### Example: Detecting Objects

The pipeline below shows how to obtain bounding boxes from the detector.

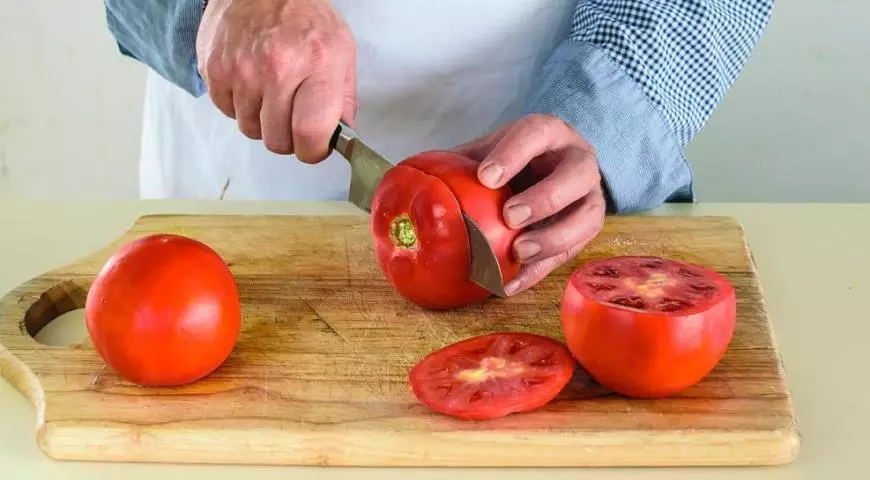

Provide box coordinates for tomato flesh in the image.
[370,150,520,310]
[560,256,736,398]
[409,332,576,420]
[85,233,241,387]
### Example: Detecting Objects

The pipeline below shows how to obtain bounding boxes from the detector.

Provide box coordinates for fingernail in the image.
[479,163,503,187]
[505,279,522,296]
[505,204,532,227]
[515,240,541,261]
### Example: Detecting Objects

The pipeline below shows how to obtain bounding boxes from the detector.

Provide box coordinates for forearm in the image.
[104,0,207,96]
[525,0,774,213]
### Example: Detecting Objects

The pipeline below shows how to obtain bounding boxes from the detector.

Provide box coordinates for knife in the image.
[329,121,509,298]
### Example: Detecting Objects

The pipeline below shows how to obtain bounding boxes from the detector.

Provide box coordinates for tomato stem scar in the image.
[390,214,417,249]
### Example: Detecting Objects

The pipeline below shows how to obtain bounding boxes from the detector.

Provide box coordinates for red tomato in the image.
[560,256,736,398]
[85,233,241,387]
[370,150,520,309]
[409,332,576,420]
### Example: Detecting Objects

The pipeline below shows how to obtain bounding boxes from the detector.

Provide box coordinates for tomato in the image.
[560,255,736,398]
[409,332,576,420]
[85,233,241,387]
[370,150,520,309]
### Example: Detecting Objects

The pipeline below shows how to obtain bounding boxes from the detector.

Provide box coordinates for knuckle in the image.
[232,55,258,87]
[521,114,553,137]
[204,55,225,83]
[554,249,572,266]
[260,31,291,83]
[543,188,566,213]
[529,260,554,281]
[550,229,574,253]
[260,28,285,61]
[302,31,335,67]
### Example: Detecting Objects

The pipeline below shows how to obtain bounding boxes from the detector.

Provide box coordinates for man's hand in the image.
[196,0,357,163]
[454,114,607,296]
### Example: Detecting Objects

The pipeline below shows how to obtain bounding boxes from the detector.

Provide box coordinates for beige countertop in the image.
[1,199,867,479]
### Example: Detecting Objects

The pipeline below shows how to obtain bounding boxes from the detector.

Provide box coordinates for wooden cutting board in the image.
[0,213,800,467]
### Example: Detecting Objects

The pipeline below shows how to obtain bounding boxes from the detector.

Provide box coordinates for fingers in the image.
[291,67,345,164]
[233,84,263,140]
[196,1,357,162]
[451,123,512,161]
[501,147,600,229]
[260,82,294,154]
[505,191,606,295]
[207,81,236,119]
[476,114,577,189]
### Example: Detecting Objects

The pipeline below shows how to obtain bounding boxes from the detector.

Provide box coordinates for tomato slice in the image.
[560,256,736,398]
[409,332,576,421]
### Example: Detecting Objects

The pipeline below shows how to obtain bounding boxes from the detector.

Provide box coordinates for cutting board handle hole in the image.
[23,278,91,346]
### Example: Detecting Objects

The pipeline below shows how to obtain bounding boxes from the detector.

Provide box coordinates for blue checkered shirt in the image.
[103,0,774,212]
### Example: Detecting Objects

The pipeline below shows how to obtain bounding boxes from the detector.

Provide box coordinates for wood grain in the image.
[0,214,800,467]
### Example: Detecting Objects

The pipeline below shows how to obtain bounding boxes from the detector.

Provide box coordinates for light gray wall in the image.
[1,1,865,202]
[686,0,869,202]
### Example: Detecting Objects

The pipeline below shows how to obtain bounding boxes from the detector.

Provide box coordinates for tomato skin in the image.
[370,150,520,310]
[560,256,737,398]
[85,233,241,387]
[409,332,576,421]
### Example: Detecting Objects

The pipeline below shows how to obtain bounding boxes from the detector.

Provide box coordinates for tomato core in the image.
[389,214,417,249]
[456,357,526,383]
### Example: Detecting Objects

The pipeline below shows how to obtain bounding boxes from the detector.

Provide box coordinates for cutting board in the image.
[0,213,800,467]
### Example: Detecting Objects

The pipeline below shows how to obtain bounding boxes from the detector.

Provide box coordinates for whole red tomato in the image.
[560,255,736,398]
[85,233,241,386]
[370,150,520,310]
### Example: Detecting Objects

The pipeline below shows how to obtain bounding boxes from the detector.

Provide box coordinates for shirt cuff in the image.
[524,39,694,213]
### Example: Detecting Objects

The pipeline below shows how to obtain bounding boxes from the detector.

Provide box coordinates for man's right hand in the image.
[196,0,357,163]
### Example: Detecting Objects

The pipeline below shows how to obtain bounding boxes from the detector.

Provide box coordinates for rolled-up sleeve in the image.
[525,1,774,213]
[104,0,207,97]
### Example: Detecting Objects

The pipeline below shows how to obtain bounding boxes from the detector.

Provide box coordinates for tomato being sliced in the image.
[560,255,737,398]
[370,150,520,310]
[409,332,576,421]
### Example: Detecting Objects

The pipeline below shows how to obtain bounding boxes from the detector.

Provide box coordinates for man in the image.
[103,0,774,295]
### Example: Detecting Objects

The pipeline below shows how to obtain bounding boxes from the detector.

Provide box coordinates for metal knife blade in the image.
[329,121,392,213]
[463,214,508,298]
[329,121,508,298]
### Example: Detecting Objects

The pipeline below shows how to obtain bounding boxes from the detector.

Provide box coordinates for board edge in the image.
[35,422,802,467]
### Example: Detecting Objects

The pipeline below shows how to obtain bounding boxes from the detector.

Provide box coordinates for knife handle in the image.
[329,121,358,159]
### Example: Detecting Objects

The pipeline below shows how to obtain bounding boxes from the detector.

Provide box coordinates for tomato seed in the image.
[657,298,692,312]
[592,266,621,278]
[638,260,664,269]
[586,282,617,292]
[676,268,701,278]
[609,296,645,309]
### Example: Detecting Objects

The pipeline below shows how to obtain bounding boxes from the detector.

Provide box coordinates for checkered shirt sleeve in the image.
[526,0,774,212]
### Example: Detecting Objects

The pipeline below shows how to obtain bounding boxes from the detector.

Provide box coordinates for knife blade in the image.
[329,121,508,298]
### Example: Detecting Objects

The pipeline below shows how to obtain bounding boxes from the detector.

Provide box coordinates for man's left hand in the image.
[453,114,607,296]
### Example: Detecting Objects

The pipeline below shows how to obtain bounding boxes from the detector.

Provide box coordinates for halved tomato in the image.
[560,255,736,398]
[370,150,520,310]
[409,332,576,420]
